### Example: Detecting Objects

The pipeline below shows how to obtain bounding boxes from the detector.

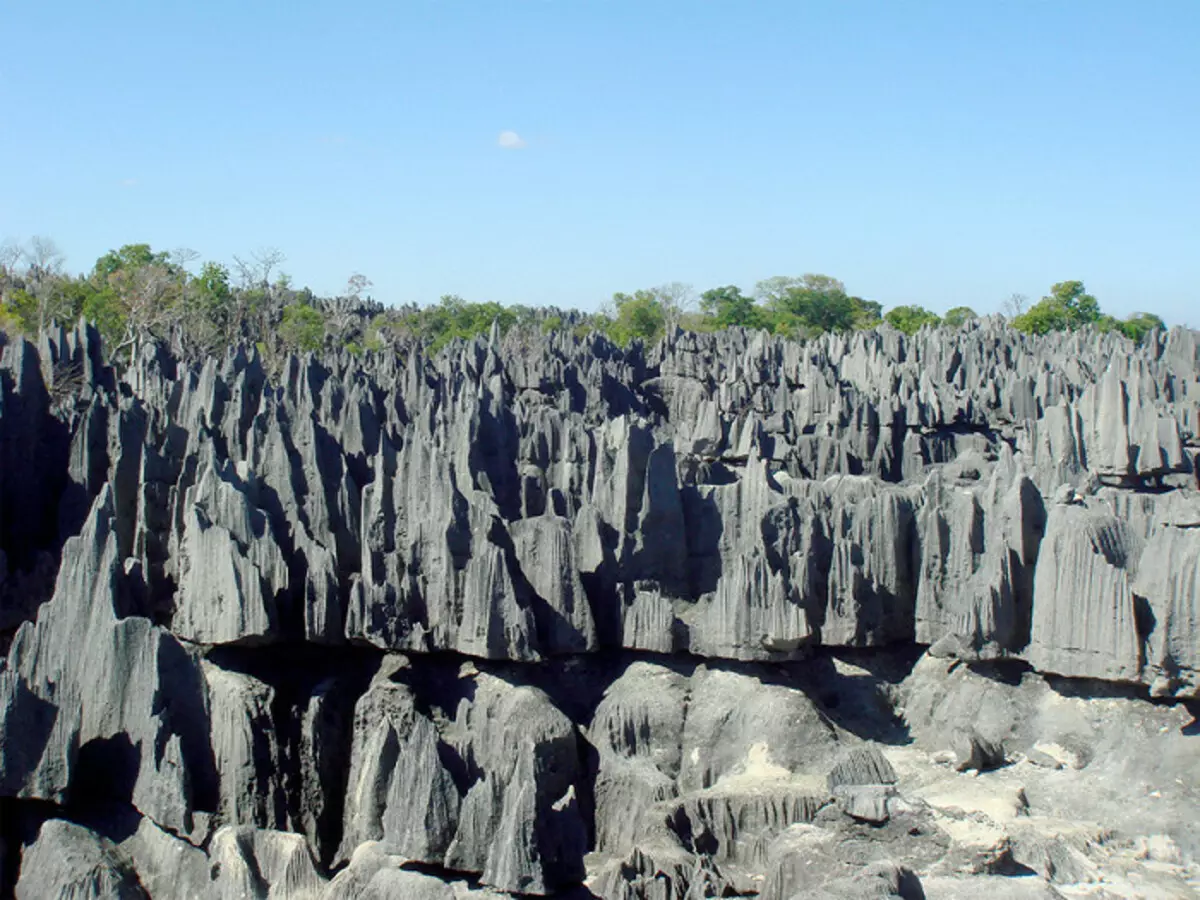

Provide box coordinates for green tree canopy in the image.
[607,290,667,346]
[700,285,765,329]
[1097,311,1165,345]
[752,274,878,336]
[420,294,516,351]
[93,244,174,280]
[754,274,845,310]
[1013,281,1100,334]
[885,305,942,335]
[943,306,978,327]
[851,298,882,328]
[278,303,326,352]
[1118,312,1165,343]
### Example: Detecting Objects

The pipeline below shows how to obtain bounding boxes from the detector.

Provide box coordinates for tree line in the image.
[0,237,1167,366]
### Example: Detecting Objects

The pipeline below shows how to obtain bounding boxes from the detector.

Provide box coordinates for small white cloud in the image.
[497,130,527,149]
[120,178,138,187]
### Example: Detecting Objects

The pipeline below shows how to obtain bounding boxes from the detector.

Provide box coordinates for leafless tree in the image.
[1002,293,1029,318]
[0,239,22,300]
[0,238,22,276]
[19,237,68,332]
[654,281,695,331]
[345,272,373,299]
[111,263,182,359]
[228,247,286,342]
[232,247,285,289]
[170,247,200,271]
[25,236,65,276]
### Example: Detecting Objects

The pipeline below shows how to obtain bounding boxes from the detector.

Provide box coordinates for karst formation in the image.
[0,319,1197,899]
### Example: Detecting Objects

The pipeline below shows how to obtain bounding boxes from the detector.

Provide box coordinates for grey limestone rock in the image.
[337,660,586,895]
[172,456,290,645]
[952,729,1007,773]
[1132,493,1200,698]
[1026,496,1145,682]
[1,487,214,834]
[119,816,212,900]
[759,823,931,900]
[442,670,587,895]
[827,746,899,791]
[3,321,1200,898]
[203,660,289,830]
[15,818,147,900]
[832,784,896,824]
[208,825,327,899]
[589,661,689,855]
[336,661,460,866]
[678,666,838,793]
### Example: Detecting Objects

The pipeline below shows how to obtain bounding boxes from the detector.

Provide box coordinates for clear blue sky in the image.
[2,1,1197,322]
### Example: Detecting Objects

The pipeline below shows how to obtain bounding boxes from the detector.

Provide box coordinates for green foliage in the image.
[278,304,326,352]
[780,287,857,334]
[606,290,667,346]
[509,304,541,332]
[0,304,21,337]
[1116,312,1165,344]
[700,285,766,329]
[81,288,126,348]
[851,298,883,329]
[0,278,91,335]
[3,289,39,332]
[943,306,978,328]
[175,261,235,353]
[421,295,516,352]
[679,311,717,333]
[575,318,603,339]
[53,279,94,323]
[93,244,172,280]
[752,274,876,336]
[1012,281,1100,334]
[5,236,1174,367]
[194,262,232,310]
[884,304,942,335]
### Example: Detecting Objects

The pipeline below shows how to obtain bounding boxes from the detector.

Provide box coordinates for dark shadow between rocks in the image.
[1044,672,1154,703]
[790,648,922,746]
[0,797,59,898]
[1181,706,1199,737]
[68,734,142,842]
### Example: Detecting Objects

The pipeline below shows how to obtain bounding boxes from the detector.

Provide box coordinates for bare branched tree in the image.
[0,238,22,276]
[112,263,182,358]
[170,247,200,271]
[0,239,22,302]
[254,247,285,287]
[1003,292,1029,319]
[232,247,285,289]
[20,237,69,332]
[345,272,373,299]
[654,281,695,331]
[25,236,65,276]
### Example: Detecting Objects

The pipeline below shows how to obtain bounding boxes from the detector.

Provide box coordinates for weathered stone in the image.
[15,819,146,900]
[2,319,1199,898]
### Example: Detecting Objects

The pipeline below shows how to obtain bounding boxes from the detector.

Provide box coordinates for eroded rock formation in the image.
[0,319,1197,897]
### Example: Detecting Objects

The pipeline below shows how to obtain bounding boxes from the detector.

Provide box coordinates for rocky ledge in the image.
[0,319,1197,898]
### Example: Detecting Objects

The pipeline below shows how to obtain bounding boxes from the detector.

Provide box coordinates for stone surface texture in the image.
[0,320,1197,898]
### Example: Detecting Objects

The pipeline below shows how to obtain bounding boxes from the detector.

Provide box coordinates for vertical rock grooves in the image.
[0,319,1198,897]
